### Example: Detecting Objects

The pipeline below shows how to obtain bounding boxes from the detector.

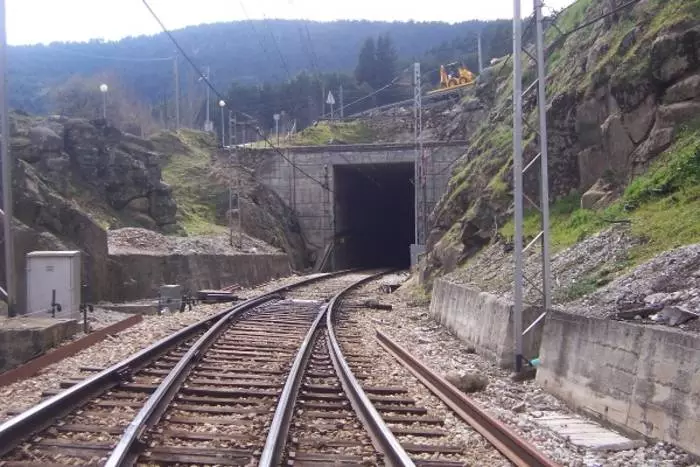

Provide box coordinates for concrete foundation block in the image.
[0,317,79,372]
[429,279,543,368]
[536,311,700,456]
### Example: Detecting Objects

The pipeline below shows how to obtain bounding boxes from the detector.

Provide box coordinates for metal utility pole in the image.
[511,0,552,372]
[173,56,180,130]
[320,82,325,119]
[201,66,212,132]
[339,85,344,118]
[477,31,484,73]
[100,84,108,119]
[0,0,14,317]
[327,91,335,120]
[413,62,422,248]
[218,100,226,147]
[274,113,280,145]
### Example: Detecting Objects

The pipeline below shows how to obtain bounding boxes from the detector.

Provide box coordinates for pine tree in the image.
[355,37,376,87]
[375,34,398,88]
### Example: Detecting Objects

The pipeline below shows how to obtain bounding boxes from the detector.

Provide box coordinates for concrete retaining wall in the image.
[108,253,291,301]
[0,318,79,373]
[429,279,543,368]
[536,311,700,456]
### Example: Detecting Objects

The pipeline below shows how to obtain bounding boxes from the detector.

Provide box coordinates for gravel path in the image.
[108,227,281,255]
[445,226,699,332]
[351,272,698,467]
[0,274,304,423]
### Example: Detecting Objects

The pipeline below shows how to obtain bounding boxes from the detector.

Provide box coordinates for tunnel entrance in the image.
[333,162,415,269]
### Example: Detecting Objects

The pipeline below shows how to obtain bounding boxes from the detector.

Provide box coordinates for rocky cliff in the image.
[1,115,309,311]
[419,0,700,288]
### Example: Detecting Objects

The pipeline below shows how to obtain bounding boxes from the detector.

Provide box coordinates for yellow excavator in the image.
[428,62,476,95]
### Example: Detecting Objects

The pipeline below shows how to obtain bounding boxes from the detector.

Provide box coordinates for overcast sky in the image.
[7,0,577,46]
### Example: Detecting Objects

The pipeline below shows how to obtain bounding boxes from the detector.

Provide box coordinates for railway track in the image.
[0,271,371,466]
[0,270,558,467]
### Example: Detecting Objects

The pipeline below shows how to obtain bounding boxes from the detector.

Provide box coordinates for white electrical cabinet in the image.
[26,251,81,320]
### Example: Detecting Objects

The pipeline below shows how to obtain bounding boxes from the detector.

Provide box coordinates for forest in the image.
[9,18,514,135]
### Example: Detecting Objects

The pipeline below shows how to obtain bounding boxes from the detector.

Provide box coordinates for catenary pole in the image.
[512,0,525,372]
[0,0,15,317]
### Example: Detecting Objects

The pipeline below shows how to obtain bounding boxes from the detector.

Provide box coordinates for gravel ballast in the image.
[0,274,306,423]
[352,273,699,467]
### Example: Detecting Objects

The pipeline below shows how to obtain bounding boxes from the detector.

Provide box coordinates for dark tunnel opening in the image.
[333,162,415,269]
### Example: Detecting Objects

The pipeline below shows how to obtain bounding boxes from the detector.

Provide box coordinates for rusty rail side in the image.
[376,330,560,467]
[0,314,142,388]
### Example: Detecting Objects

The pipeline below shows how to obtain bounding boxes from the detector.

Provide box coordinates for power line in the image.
[141,0,224,102]
[258,11,292,81]
[239,2,281,81]
[141,0,332,194]
[321,66,411,119]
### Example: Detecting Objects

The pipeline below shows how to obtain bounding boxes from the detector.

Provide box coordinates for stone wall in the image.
[536,311,700,456]
[107,253,291,301]
[429,279,543,368]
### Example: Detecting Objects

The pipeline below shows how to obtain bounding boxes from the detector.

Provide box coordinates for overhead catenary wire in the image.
[141,0,332,194]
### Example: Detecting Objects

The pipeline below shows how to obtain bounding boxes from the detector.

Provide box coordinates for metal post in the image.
[512,0,524,372]
[274,113,280,145]
[205,66,211,131]
[413,62,422,246]
[0,0,14,317]
[535,0,552,315]
[173,56,180,130]
[339,84,344,118]
[320,82,325,119]
[477,32,484,73]
[228,148,233,247]
[220,107,225,147]
[237,150,242,250]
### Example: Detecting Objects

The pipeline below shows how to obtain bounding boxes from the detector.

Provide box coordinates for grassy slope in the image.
[249,120,377,148]
[501,122,700,264]
[156,129,228,236]
[422,0,700,295]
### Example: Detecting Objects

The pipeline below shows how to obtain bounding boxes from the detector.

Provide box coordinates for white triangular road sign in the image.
[326,91,336,105]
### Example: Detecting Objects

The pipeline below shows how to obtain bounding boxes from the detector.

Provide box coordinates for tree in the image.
[355,37,376,87]
[50,72,159,135]
[375,34,398,88]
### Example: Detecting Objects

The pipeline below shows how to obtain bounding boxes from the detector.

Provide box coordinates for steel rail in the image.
[258,269,390,466]
[326,272,416,467]
[257,304,328,466]
[376,330,561,467]
[105,293,277,466]
[0,270,346,456]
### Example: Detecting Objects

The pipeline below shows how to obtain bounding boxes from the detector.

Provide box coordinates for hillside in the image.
[8,19,510,118]
[2,113,310,312]
[415,0,700,307]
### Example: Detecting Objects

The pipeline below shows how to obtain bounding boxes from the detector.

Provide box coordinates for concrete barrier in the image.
[536,311,700,456]
[429,279,543,368]
[108,253,291,301]
[0,318,79,373]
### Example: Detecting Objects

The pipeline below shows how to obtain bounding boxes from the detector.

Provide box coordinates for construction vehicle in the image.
[428,62,476,95]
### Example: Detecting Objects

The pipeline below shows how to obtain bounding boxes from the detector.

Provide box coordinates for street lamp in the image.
[273,113,280,145]
[99,83,108,119]
[219,100,226,147]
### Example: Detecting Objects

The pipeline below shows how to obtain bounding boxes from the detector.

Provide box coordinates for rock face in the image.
[419,0,700,285]
[13,115,178,229]
[2,114,182,309]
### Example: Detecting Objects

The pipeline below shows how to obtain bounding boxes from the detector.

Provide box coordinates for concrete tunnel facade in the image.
[239,142,468,269]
